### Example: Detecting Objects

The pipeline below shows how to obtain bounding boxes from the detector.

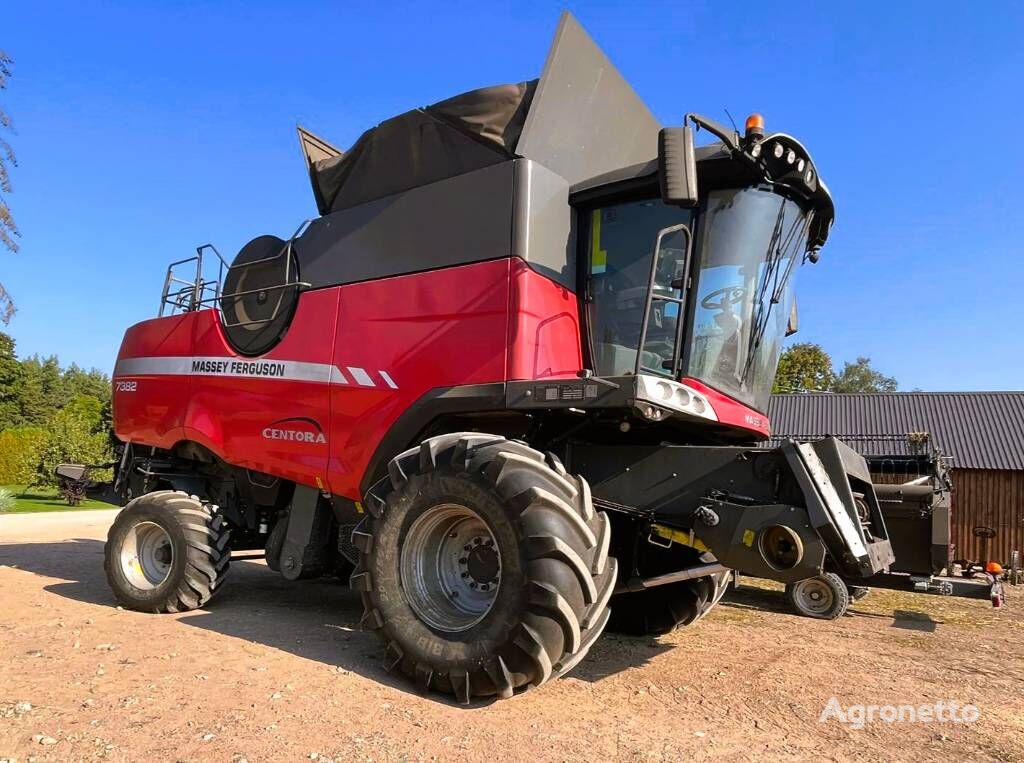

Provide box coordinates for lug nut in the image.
[480,584,489,592]
[484,539,493,547]
[464,544,471,551]
[473,537,482,545]
[461,572,468,578]
[469,582,477,589]
[459,557,467,564]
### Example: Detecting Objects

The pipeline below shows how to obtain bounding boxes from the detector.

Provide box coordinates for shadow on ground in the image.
[720,584,793,615]
[724,580,946,632]
[0,538,671,705]
[888,609,940,632]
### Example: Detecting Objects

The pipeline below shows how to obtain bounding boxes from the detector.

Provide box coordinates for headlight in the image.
[634,375,718,422]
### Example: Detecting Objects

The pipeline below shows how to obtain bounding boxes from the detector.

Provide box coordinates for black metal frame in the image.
[159,244,229,317]
[157,220,312,329]
[563,436,894,585]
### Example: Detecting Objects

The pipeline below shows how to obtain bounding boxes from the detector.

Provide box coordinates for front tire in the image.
[104,490,231,613]
[608,571,731,636]
[353,434,616,703]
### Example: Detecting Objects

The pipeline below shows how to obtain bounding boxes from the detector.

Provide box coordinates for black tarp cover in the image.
[310,81,536,215]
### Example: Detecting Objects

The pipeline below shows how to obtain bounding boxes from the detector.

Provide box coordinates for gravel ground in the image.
[1,509,1022,762]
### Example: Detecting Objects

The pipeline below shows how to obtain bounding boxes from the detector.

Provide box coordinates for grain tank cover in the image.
[514,12,661,189]
[307,11,661,215]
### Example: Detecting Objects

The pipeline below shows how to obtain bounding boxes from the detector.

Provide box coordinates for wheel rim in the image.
[400,504,501,633]
[120,521,174,590]
[792,577,835,615]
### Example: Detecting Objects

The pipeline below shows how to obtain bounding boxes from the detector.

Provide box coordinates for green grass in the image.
[0,485,115,514]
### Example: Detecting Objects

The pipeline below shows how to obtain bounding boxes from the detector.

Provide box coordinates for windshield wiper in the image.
[739,202,812,381]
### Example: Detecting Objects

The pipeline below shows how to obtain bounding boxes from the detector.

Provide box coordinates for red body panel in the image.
[114,313,195,446]
[115,259,514,500]
[188,289,340,485]
[507,259,583,380]
[114,257,771,501]
[326,259,512,496]
[682,377,772,439]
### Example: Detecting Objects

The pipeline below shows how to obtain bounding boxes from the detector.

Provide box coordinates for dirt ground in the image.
[1,510,1022,762]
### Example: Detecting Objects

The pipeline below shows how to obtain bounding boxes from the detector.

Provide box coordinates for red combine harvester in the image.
[106,13,895,702]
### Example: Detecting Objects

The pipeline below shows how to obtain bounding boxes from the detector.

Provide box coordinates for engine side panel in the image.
[186,288,340,486]
[113,258,589,499]
[327,258,512,497]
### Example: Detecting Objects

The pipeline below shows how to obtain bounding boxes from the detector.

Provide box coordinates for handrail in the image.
[157,221,311,324]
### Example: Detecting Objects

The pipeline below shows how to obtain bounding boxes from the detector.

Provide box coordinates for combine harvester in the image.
[106,12,900,702]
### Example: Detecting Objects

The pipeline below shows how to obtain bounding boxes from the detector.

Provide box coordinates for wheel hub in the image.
[462,538,499,585]
[400,505,501,633]
[119,520,173,591]
[793,578,834,614]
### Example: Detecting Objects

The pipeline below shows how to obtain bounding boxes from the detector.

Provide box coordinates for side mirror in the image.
[659,127,698,207]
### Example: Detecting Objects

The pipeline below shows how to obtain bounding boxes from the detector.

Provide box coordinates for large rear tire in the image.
[104,490,231,613]
[353,433,616,703]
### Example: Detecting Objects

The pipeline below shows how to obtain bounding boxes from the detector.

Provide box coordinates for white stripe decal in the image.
[113,356,397,389]
[379,370,398,389]
[346,366,375,387]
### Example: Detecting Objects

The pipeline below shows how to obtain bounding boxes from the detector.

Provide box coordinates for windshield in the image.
[687,187,811,412]
[585,200,693,377]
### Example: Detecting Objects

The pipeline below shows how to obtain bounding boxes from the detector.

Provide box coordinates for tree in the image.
[18,355,65,425]
[0,330,21,428]
[32,394,112,487]
[0,50,17,323]
[773,343,835,393]
[832,356,898,393]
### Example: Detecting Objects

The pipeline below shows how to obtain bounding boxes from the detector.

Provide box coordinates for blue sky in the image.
[3,1,1022,390]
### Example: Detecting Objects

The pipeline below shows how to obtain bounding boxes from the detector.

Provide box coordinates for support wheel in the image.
[104,490,231,613]
[352,433,616,703]
[785,572,850,620]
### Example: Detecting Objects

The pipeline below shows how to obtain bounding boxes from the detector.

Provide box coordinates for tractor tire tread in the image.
[103,491,230,614]
[356,433,615,703]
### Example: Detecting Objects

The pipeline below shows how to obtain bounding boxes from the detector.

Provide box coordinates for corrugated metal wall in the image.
[769,392,1024,471]
[950,468,1024,565]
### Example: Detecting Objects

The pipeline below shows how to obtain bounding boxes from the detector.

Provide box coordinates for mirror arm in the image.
[685,113,741,153]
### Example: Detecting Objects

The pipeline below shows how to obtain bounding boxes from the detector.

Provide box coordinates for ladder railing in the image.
[158,244,230,317]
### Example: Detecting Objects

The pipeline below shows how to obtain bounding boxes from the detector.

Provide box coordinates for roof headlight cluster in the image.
[743,117,821,196]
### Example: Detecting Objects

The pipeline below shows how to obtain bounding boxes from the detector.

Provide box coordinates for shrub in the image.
[0,426,46,485]
[0,487,15,513]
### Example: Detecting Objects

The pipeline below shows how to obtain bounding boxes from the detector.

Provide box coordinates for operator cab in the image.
[572,114,834,436]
